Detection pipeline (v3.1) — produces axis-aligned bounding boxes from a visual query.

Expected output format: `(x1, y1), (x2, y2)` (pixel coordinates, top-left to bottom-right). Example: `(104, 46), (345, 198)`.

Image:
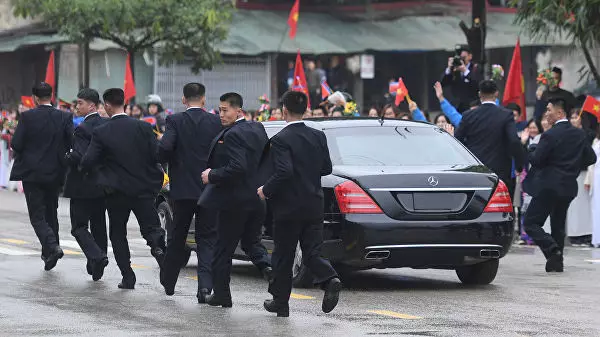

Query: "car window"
(325, 126), (478, 166)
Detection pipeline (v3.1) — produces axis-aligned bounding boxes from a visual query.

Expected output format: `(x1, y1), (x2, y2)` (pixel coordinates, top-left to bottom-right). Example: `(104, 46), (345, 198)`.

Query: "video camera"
(451, 45), (464, 69)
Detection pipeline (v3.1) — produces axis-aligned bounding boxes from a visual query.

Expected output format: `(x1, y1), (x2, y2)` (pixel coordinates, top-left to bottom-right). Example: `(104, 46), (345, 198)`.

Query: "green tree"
(512, 0), (600, 86)
(12, 0), (234, 74)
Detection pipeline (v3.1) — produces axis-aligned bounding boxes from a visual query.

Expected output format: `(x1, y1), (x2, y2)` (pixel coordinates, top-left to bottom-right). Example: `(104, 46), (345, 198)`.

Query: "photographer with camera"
(441, 45), (481, 113)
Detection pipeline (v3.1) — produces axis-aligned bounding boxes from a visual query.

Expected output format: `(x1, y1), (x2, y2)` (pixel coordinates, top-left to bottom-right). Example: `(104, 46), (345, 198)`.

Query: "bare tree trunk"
(580, 39), (600, 87)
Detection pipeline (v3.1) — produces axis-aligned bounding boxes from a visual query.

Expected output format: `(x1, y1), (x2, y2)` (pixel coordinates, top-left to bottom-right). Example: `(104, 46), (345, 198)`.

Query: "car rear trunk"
(333, 165), (498, 221)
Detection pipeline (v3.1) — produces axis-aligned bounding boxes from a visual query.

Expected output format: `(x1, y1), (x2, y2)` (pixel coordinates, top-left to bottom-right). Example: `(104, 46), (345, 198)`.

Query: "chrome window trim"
(365, 244), (503, 250)
(369, 187), (492, 192)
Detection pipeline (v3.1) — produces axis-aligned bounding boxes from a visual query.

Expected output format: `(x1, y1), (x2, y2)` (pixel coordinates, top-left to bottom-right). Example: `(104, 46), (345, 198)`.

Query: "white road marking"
(0, 245), (39, 256)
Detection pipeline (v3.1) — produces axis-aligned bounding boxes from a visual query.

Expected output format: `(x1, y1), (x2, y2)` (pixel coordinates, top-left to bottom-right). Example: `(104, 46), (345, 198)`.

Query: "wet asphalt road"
(1, 190), (599, 337)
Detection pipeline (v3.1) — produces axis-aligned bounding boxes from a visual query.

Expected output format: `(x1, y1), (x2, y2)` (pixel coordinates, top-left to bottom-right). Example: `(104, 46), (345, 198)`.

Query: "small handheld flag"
(143, 116), (158, 125)
(21, 96), (35, 108)
(581, 95), (600, 121)
(321, 80), (333, 99)
(389, 78), (409, 105)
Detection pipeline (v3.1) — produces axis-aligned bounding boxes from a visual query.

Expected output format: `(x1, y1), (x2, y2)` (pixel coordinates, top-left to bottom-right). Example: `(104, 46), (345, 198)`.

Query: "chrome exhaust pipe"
(480, 249), (500, 259)
(364, 250), (390, 260)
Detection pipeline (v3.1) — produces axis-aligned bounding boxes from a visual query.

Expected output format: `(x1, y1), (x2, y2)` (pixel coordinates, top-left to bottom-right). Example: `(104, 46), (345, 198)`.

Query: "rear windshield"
(324, 126), (478, 166)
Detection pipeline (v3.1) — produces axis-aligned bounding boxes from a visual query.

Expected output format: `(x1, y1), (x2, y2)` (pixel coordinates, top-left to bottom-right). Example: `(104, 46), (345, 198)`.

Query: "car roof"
(262, 117), (433, 130)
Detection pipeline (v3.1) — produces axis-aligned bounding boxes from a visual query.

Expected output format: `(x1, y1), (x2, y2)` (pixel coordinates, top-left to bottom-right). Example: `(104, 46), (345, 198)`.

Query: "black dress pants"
(22, 181), (60, 258)
(70, 197), (107, 262)
(268, 216), (338, 305)
(524, 190), (573, 258)
(162, 199), (217, 293)
(105, 193), (166, 276)
(212, 207), (271, 299)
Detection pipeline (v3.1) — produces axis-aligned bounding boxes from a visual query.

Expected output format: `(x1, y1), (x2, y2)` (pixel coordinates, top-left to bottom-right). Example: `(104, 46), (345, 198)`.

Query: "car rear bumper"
(326, 212), (514, 269)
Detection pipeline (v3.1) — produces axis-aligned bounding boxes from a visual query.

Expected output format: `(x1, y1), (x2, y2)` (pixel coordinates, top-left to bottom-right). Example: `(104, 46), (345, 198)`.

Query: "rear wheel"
(455, 259), (499, 285)
(157, 201), (190, 269)
(292, 243), (314, 288)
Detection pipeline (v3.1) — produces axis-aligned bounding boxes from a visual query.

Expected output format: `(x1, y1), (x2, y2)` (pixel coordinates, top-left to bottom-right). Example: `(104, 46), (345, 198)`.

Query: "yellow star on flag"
(293, 13), (299, 22)
(594, 105), (600, 112)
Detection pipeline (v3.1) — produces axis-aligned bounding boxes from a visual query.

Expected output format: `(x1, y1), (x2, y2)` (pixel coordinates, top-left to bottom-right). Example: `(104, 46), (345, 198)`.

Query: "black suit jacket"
(10, 105), (73, 184)
(455, 103), (525, 184)
(63, 113), (107, 199)
(263, 122), (332, 220)
(198, 119), (268, 210)
(524, 121), (597, 198)
(80, 114), (163, 198)
(440, 63), (481, 112)
(158, 108), (221, 200)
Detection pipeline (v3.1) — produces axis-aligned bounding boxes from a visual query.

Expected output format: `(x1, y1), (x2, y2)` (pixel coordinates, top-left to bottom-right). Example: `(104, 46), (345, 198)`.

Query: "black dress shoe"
(92, 257), (109, 281)
(86, 260), (93, 275)
(44, 247), (64, 271)
(545, 253), (564, 273)
(264, 299), (289, 317)
(151, 247), (166, 269)
(118, 273), (136, 289)
(160, 269), (175, 296)
(197, 288), (210, 304)
(205, 294), (232, 308)
(262, 266), (274, 283)
(322, 278), (342, 313)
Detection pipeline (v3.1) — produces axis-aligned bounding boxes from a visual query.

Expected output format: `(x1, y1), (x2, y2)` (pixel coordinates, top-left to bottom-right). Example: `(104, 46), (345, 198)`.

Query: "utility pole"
(459, 0), (487, 78)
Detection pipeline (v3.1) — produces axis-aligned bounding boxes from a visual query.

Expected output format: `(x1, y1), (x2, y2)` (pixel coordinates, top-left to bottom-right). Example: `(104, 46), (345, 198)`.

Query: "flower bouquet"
(343, 101), (358, 117)
(536, 69), (558, 88)
(256, 94), (271, 122)
(491, 64), (504, 81)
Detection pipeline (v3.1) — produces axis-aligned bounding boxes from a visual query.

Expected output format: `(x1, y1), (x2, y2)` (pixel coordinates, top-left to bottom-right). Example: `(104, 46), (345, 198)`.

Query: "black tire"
(292, 243), (314, 288)
(157, 201), (173, 236)
(456, 259), (499, 285)
(157, 201), (192, 269)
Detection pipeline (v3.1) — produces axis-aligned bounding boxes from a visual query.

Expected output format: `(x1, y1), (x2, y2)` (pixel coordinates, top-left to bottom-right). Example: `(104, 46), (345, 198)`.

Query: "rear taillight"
(334, 181), (383, 214)
(484, 180), (513, 213)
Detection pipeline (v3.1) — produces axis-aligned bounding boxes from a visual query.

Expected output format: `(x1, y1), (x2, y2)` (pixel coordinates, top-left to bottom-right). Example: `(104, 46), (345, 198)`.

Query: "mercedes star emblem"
(427, 176), (439, 187)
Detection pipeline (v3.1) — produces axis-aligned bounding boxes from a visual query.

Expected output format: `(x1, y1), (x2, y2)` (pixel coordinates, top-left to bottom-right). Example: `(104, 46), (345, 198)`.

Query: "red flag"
(44, 50), (55, 101)
(292, 51), (311, 108)
(124, 53), (136, 104)
(21, 96), (35, 108)
(288, 0), (300, 39)
(321, 80), (333, 99)
(582, 96), (600, 121)
(389, 78), (409, 105)
(143, 116), (158, 125)
(502, 38), (526, 122)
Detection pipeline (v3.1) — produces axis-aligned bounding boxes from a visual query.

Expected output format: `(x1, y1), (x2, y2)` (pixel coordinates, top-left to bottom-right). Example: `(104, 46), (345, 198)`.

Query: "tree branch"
(580, 36), (600, 86)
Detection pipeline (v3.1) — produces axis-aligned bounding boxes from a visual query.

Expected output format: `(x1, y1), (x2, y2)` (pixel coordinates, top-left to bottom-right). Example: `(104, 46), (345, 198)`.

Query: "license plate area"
(395, 192), (468, 213)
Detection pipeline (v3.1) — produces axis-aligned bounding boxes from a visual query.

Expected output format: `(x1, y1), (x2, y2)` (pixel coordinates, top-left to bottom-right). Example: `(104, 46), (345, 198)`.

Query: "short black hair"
(183, 83), (205, 100)
(479, 80), (498, 95)
(77, 88), (100, 105)
(552, 67), (563, 76)
(459, 45), (471, 54)
(219, 92), (243, 108)
(32, 82), (52, 99)
(548, 98), (567, 113)
(282, 91), (308, 115)
(505, 102), (521, 114)
(102, 88), (125, 106)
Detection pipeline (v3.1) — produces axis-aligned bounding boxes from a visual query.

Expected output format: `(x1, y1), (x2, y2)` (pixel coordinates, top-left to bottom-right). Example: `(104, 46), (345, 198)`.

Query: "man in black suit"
(258, 91), (341, 317)
(199, 92), (272, 308)
(63, 88), (108, 281)
(524, 98), (596, 272)
(10, 82), (73, 271)
(441, 46), (481, 113)
(454, 80), (525, 198)
(158, 83), (221, 301)
(80, 88), (166, 289)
